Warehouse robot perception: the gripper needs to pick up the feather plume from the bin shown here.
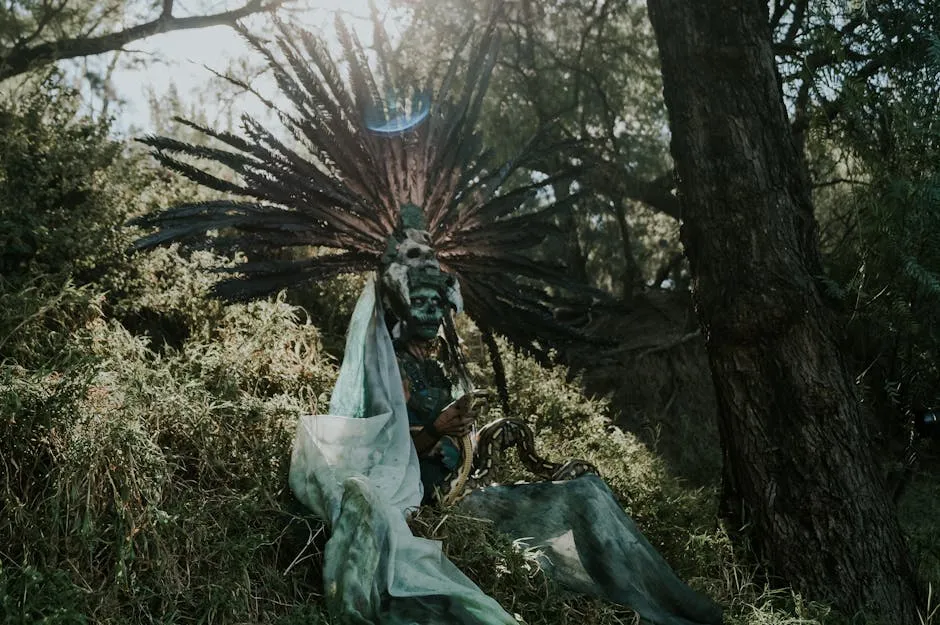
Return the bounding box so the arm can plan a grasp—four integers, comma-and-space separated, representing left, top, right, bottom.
133, 15, 604, 361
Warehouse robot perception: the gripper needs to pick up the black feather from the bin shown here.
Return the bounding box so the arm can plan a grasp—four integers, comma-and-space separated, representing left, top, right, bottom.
133, 15, 605, 359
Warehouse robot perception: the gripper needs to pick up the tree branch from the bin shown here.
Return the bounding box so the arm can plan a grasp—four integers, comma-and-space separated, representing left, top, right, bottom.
653, 251, 684, 288
15, 0, 68, 49
769, 0, 792, 31
635, 330, 700, 359
0, 0, 285, 81
595, 166, 681, 220
625, 170, 680, 220
780, 0, 808, 48
812, 177, 870, 189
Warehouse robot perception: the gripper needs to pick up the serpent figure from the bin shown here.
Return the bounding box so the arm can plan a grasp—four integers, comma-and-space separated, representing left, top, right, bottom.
471, 417, 598, 483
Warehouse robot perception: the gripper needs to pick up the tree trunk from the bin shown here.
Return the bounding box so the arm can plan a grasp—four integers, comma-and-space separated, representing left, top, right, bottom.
611, 197, 639, 300
566, 210, 590, 285
645, 1, 922, 621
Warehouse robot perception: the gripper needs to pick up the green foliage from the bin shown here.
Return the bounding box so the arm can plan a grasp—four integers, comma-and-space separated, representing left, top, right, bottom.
286, 273, 367, 356
397, 0, 678, 295
0, 563, 89, 625
0, 1, 122, 51
0, 276, 101, 367
107, 246, 230, 349
424, 339, 839, 624
489, 344, 715, 571
781, 1, 940, 435
411, 506, 642, 625
899, 474, 940, 597
0, 82, 334, 624
1, 286, 337, 623
814, 44, 940, 426
2, 56, 937, 625
0, 84, 128, 284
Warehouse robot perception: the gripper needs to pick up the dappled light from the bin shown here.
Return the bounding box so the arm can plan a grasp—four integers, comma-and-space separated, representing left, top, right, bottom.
1, 1, 938, 625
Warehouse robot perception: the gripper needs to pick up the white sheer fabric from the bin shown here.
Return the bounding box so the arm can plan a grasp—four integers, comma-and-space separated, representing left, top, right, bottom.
288, 279, 516, 625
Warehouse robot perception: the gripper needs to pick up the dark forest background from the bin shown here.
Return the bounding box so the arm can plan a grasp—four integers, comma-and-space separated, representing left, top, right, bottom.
1, 1, 938, 623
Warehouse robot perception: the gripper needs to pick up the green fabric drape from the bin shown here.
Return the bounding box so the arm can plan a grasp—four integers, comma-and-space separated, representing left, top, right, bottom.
288, 278, 516, 625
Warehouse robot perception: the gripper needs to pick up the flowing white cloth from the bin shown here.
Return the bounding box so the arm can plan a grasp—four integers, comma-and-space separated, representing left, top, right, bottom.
288, 279, 516, 625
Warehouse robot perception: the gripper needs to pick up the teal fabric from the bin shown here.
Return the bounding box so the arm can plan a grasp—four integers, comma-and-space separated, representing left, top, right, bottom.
459, 476, 723, 625
288, 279, 517, 625
289, 278, 721, 625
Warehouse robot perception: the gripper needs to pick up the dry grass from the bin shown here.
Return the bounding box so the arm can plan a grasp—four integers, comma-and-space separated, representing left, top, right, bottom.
1, 254, 937, 625
3, 256, 938, 625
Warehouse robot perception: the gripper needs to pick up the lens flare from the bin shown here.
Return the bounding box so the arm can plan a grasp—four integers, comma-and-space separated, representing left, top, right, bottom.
364, 90, 431, 134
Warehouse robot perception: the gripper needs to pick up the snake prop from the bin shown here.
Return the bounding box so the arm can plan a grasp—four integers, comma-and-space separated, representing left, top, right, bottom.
438, 416, 599, 506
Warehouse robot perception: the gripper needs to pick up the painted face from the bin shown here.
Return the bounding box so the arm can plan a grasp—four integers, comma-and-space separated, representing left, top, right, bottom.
408, 286, 444, 340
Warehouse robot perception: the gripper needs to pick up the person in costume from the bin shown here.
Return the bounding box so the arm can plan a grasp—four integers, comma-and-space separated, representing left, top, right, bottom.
380, 209, 474, 502
133, 16, 722, 625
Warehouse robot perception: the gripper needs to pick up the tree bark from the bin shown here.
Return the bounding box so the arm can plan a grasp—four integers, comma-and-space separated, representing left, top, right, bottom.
645, 1, 922, 621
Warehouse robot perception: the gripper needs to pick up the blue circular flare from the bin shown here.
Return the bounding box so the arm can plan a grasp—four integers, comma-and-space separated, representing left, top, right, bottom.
364, 90, 431, 135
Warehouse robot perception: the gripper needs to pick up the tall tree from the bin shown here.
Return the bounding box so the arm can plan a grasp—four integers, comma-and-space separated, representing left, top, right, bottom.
794, 2, 940, 428
645, 1, 922, 621
396, 0, 683, 295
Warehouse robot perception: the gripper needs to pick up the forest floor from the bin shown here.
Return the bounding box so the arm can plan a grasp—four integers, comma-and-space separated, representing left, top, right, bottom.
568, 296, 940, 625
1, 271, 937, 625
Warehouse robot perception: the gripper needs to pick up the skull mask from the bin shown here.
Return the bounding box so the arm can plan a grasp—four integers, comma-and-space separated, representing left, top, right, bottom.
397, 228, 438, 270
381, 226, 439, 318
408, 286, 445, 340
380, 203, 462, 330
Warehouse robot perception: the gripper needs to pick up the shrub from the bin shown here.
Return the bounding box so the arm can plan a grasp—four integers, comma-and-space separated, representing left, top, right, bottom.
0, 85, 129, 286
0, 83, 340, 623
1, 293, 337, 624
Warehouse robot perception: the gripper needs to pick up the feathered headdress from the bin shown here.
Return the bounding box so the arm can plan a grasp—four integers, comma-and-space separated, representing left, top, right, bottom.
132, 16, 599, 387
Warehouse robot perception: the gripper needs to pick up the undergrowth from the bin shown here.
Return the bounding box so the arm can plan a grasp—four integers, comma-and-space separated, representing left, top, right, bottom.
0, 275, 336, 624
448, 343, 840, 625
1, 79, 937, 625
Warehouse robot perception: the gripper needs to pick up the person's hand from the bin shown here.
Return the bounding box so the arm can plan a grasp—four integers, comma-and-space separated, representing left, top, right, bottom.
432, 394, 474, 436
